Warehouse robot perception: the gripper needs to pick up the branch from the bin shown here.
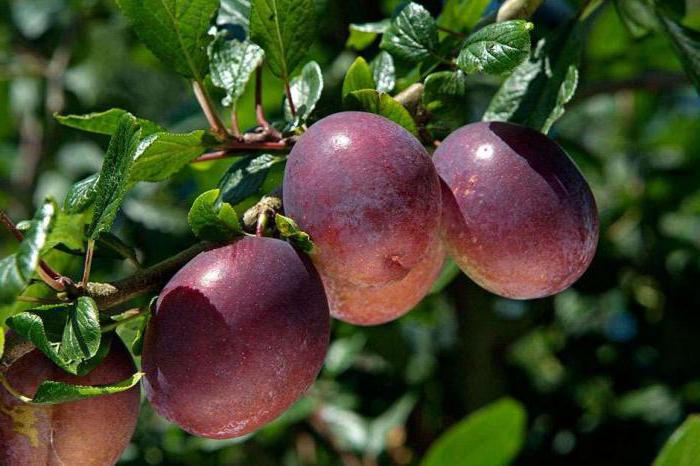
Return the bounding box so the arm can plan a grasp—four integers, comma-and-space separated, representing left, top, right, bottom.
87, 241, 212, 310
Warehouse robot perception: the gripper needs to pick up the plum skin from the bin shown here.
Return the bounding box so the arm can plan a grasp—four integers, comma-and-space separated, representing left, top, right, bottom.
283, 111, 442, 292
433, 121, 599, 299
142, 236, 330, 439
0, 339, 140, 466
323, 235, 445, 326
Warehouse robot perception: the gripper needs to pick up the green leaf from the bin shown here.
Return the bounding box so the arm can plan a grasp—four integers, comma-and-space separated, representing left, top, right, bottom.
275, 214, 313, 252
457, 20, 533, 75
380, 2, 440, 63
87, 114, 141, 240
483, 21, 582, 133
58, 297, 101, 362
7, 307, 113, 375
421, 398, 527, 466
218, 0, 251, 31
346, 19, 390, 50
658, 13, 700, 93
342, 57, 375, 100
188, 189, 242, 242
614, 0, 659, 37
541, 65, 578, 134
131, 302, 153, 356
31, 372, 144, 404
55, 109, 163, 136
115, 0, 219, 80
423, 70, 470, 127
653, 416, 700, 466
208, 35, 265, 107
250, 0, 316, 80
437, 0, 490, 33
371, 51, 396, 93
0, 199, 56, 304
43, 210, 89, 256
130, 130, 206, 182
217, 153, 285, 205
285, 60, 324, 124
63, 173, 99, 214
345, 90, 418, 136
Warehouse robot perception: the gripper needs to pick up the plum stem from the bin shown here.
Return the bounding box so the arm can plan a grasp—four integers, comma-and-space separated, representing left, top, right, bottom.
192, 80, 229, 140
80, 239, 95, 287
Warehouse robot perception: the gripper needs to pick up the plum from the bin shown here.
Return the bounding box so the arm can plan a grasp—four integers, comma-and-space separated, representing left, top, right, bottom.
283, 111, 442, 290
0, 339, 140, 466
433, 121, 599, 299
323, 235, 445, 325
142, 236, 330, 439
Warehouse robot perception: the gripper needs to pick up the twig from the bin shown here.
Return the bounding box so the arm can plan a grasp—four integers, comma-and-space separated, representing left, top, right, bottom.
81, 239, 95, 287
285, 80, 297, 119
192, 80, 229, 139
230, 106, 242, 139
0, 210, 24, 242
87, 241, 211, 310
192, 138, 296, 163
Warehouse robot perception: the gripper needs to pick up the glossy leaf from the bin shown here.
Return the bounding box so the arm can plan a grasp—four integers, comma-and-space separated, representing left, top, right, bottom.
58, 296, 101, 362
87, 113, 141, 240
209, 34, 264, 107
345, 89, 418, 135
437, 0, 490, 33
130, 130, 206, 182
250, 0, 316, 80
115, 0, 219, 80
342, 56, 375, 99
217, 153, 285, 206
653, 416, 700, 466
218, 0, 251, 31
55, 109, 163, 137
285, 60, 324, 123
188, 189, 242, 242
32, 372, 144, 404
0, 199, 56, 304
347, 19, 390, 50
422, 398, 527, 466
371, 51, 395, 93
457, 20, 533, 75
64, 173, 99, 214
380, 2, 440, 62
275, 214, 313, 252
483, 21, 583, 133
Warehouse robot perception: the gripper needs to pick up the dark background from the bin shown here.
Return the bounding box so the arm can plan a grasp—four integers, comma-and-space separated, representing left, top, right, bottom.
1, 0, 699, 464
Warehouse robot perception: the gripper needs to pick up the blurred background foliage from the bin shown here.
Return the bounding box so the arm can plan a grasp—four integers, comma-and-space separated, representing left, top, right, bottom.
1, 0, 700, 465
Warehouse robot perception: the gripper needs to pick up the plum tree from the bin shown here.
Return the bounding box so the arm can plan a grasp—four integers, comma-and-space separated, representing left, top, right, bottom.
433, 121, 599, 299
0, 340, 140, 466
141, 236, 330, 439
283, 112, 442, 322
323, 236, 445, 326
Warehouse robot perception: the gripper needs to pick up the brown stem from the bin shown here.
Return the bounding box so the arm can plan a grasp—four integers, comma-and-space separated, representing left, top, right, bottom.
192, 80, 229, 139
285, 80, 297, 118
192, 138, 295, 163
88, 242, 211, 310
81, 239, 95, 287
230, 106, 242, 139
255, 67, 283, 139
0, 210, 24, 242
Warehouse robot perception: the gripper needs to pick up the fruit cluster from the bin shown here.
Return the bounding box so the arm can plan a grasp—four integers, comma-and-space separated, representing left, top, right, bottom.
1, 112, 598, 463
